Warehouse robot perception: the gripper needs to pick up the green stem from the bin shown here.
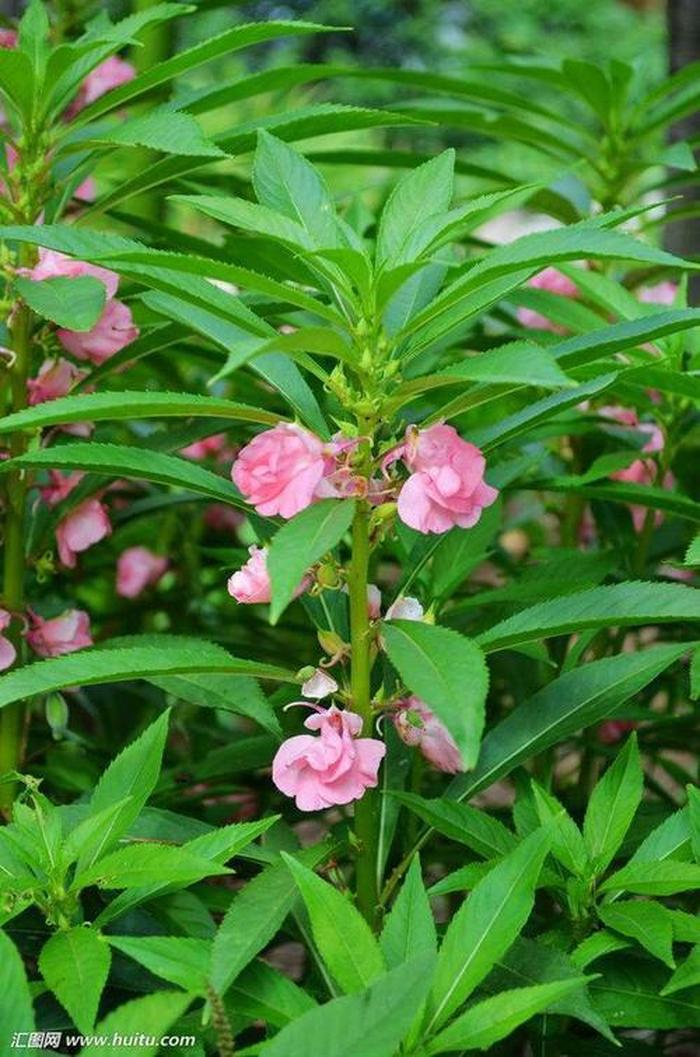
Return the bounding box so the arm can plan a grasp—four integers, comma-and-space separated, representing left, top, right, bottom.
348, 503, 379, 929
0, 302, 32, 815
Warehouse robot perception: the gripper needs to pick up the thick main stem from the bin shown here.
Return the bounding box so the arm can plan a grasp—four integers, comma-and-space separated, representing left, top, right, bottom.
0, 302, 31, 814
348, 503, 379, 929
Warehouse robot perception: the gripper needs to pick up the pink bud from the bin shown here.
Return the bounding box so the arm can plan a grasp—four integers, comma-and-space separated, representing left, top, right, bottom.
393, 696, 463, 773
116, 546, 168, 599
56, 498, 111, 568
27, 609, 93, 657
28, 358, 85, 405
272, 705, 385, 811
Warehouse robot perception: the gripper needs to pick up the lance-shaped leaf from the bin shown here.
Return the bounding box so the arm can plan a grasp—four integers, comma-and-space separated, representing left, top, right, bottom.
598, 902, 675, 968
424, 828, 551, 1033
259, 955, 435, 1057
0, 639, 296, 713
282, 853, 385, 994
477, 582, 700, 653
0, 391, 281, 433
376, 149, 455, 266
81, 992, 192, 1057
583, 733, 642, 874
268, 500, 355, 623
380, 856, 437, 970
0, 932, 34, 1039
382, 621, 488, 769
448, 643, 691, 802
107, 935, 211, 993
0, 442, 244, 507
662, 945, 700, 996
424, 978, 590, 1055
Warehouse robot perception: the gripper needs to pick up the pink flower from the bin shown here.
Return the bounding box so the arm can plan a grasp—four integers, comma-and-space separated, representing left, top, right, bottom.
28, 358, 85, 405
0, 30, 17, 48
393, 696, 463, 773
517, 267, 578, 331
232, 423, 336, 519
40, 470, 84, 508
272, 705, 385, 811
27, 248, 119, 299
227, 544, 309, 605
58, 299, 139, 365
116, 546, 168, 599
67, 56, 136, 117
56, 497, 111, 567
396, 424, 498, 535
27, 609, 92, 657
639, 282, 677, 306
0, 609, 16, 671
74, 177, 96, 203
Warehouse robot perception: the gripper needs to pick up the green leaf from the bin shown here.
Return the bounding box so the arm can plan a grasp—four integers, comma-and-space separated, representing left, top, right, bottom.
211, 842, 334, 997
427, 341, 575, 390
448, 644, 690, 804
77, 711, 170, 872
283, 853, 385, 993
73, 21, 332, 125
382, 621, 489, 770
150, 674, 281, 737
173, 194, 312, 249
591, 958, 700, 1028
107, 935, 210, 993
254, 130, 340, 248
258, 956, 435, 1057
477, 582, 700, 653
228, 960, 316, 1027
80, 108, 225, 157
532, 781, 588, 876
570, 930, 631, 970
390, 792, 516, 859
0, 442, 244, 507
627, 806, 693, 867
0, 932, 34, 1038
662, 945, 700, 996
380, 856, 437, 970
81, 992, 192, 1057
0, 639, 295, 712
424, 978, 590, 1054
73, 843, 231, 891
376, 149, 454, 266
96, 817, 279, 927
0, 390, 280, 434
39, 927, 111, 1032
686, 535, 700, 566
583, 733, 643, 874
601, 860, 700, 896
14, 275, 105, 331
598, 902, 675, 968
268, 500, 355, 623
425, 828, 551, 1033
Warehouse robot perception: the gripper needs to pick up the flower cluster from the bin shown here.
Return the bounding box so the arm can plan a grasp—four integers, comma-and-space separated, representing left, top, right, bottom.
230, 421, 497, 537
